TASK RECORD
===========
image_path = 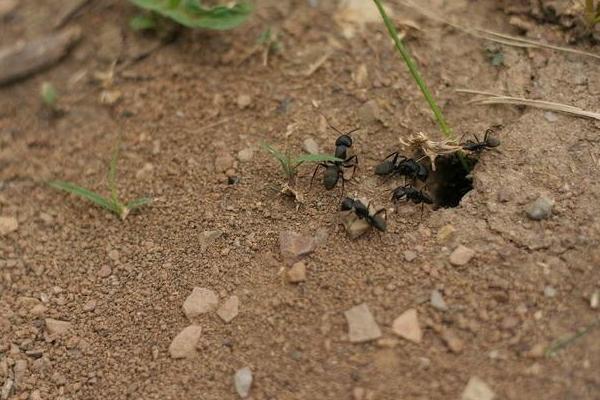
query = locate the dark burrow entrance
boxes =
[429,153,477,208]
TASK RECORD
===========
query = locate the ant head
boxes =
[340,197,355,211]
[335,134,353,148]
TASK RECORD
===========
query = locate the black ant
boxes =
[341,197,387,232]
[374,152,428,182]
[461,129,500,152]
[310,122,359,195]
[391,184,433,219]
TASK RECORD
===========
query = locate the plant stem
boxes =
[372,0,453,140]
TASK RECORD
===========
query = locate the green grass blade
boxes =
[126,197,152,210]
[294,154,343,163]
[49,181,117,213]
[372,0,453,140]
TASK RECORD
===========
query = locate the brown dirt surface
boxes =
[1,0,600,399]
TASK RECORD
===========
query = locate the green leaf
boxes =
[49,181,118,213]
[129,14,158,31]
[128,0,252,30]
[294,154,343,163]
[126,197,152,210]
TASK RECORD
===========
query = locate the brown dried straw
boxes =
[457,89,600,121]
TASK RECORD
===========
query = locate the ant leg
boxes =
[373,207,387,221]
[345,127,360,136]
[339,170,346,198]
[383,151,401,164]
[344,155,359,179]
[310,163,327,189]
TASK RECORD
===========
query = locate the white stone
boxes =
[234,367,253,398]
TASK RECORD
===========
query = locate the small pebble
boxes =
[0,0,17,18]
[544,286,557,298]
[353,386,366,400]
[108,249,119,261]
[216,295,239,323]
[236,94,252,109]
[353,63,368,88]
[591,290,599,309]
[302,137,320,154]
[544,111,558,122]
[441,328,464,353]
[183,287,219,319]
[403,250,417,262]
[97,265,112,278]
[526,196,554,220]
[169,325,202,359]
[214,152,235,173]
[358,99,381,126]
[0,216,18,236]
[45,319,72,336]
[342,212,371,239]
[279,231,316,265]
[461,376,495,400]
[199,230,223,252]
[449,245,475,266]
[237,148,253,162]
[234,367,253,398]
[392,308,422,344]
[286,262,307,283]
[430,290,448,311]
[344,303,382,343]
[524,343,546,359]
[83,300,96,312]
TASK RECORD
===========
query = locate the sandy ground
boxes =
[1,0,600,399]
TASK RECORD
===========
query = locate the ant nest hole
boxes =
[423,153,477,209]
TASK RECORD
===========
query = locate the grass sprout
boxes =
[41,82,58,109]
[262,142,342,187]
[128,0,252,31]
[49,145,151,220]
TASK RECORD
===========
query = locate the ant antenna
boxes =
[316,109,360,137]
